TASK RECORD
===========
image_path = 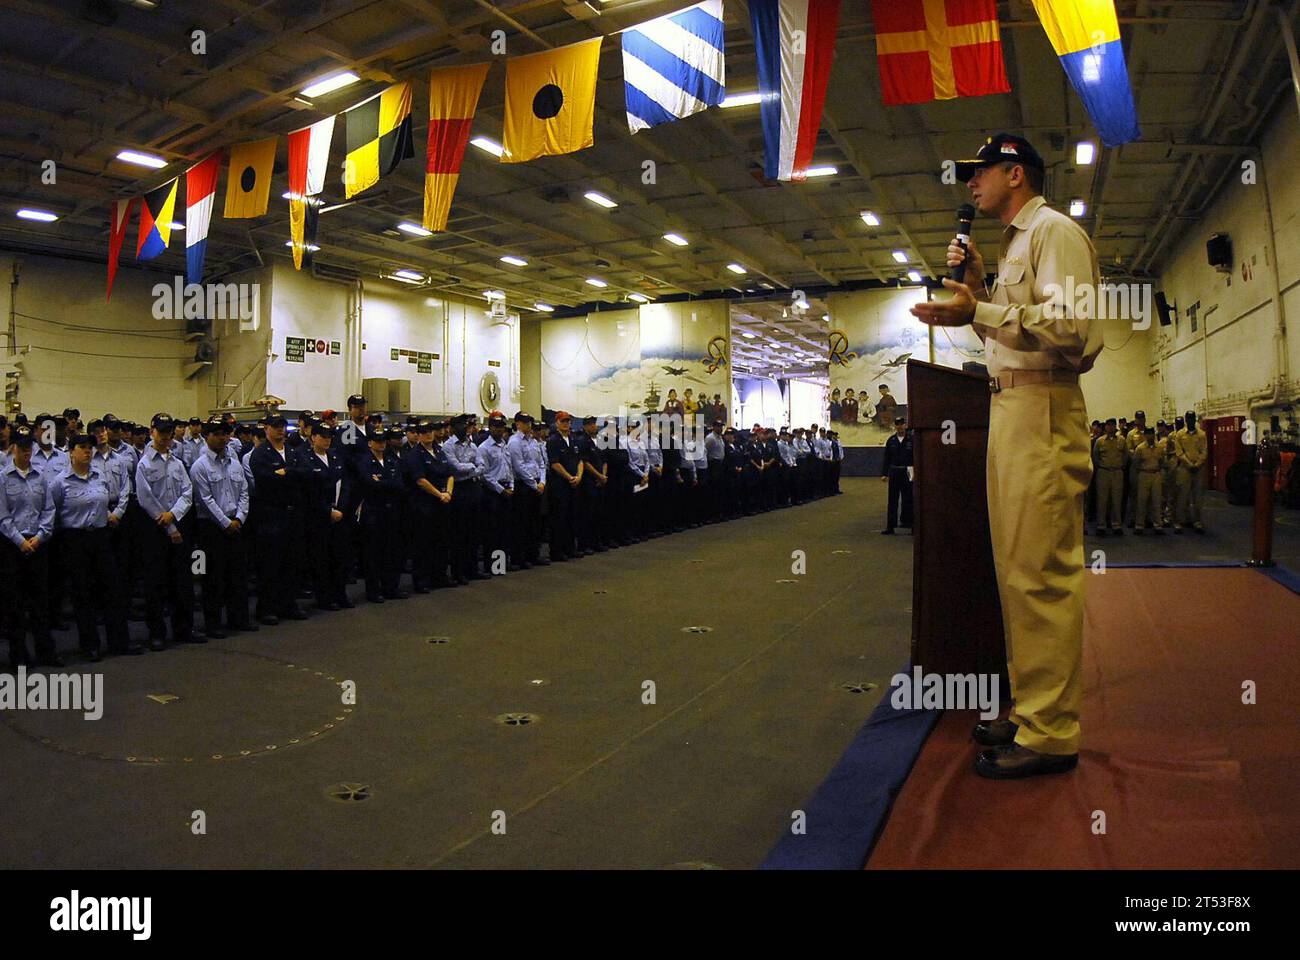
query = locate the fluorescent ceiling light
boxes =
[585,278,608,288]
[742,331,758,339]
[1075,142,1095,165]
[891,250,909,263]
[168,221,184,231]
[583,191,617,209]
[726,263,747,275]
[397,221,432,237]
[662,233,689,246]
[393,270,424,283]
[116,149,166,169]
[284,241,320,252]
[822,314,830,322]
[300,71,359,98]
[471,137,504,157]
[907,270,922,283]
[1070,199,1087,218]
[17,208,58,222]
[793,298,809,310]
[534,303,554,312]
[860,211,880,226]
[721,92,762,108]
[803,165,837,178]
[628,293,650,303]
[500,255,528,267]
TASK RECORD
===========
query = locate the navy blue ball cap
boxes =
[955,133,1045,183]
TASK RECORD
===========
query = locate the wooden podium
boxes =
[905,360,1007,678]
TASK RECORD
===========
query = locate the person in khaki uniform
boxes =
[1157,420,1179,525]
[912,133,1102,780]
[1092,418,1126,536]
[1123,410,1147,527]
[1173,410,1208,533]
[1131,428,1166,534]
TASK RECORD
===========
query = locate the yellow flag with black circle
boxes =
[222,136,277,219]
[502,37,602,164]
[344,80,414,198]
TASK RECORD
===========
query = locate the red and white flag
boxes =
[106,196,136,302]
[287,115,335,269]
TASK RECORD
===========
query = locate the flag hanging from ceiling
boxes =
[871,0,1010,105]
[424,62,490,233]
[287,115,336,270]
[136,178,178,261]
[621,0,726,134]
[502,36,602,164]
[1030,0,1139,146]
[184,152,220,285]
[106,196,136,301]
[288,199,320,271]
[344,81,414,198]
[749,0,843,181]
[223,136,278,219]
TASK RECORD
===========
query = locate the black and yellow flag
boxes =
[223,136,277,219]
[344,80,414,198]
[502,37,602,164]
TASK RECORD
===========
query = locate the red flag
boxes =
[106,196,136,302]
[424,62,490,232]
[871,0,1010,106]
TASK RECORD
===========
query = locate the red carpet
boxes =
[868,568,1300,869]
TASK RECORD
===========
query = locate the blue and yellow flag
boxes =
[1030,0,1139,146]
[135,178,177,261]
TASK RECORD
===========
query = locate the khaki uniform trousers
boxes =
[987,381,1090,756]
[1162,463,1178,523]
[1135,470,1163,527]
[1095,466,1123,528]
[1176,465,1204,526]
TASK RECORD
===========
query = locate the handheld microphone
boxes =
[950,203,976,283]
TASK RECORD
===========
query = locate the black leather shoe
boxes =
[282,608,308,620]
[972,718,1018,747]
[975,743,1078,780]
[85,649,102,663]
[366,593,385,604]
[234,622,259,632]
[258,614,280,626]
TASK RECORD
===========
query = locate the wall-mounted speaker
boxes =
[1207,233,1232,273]
[1154,291,1175,326]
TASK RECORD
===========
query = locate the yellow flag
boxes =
[223,136,277,219]
[502,37,602,164]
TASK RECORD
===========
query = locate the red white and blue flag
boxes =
[749,0,842,181]
[185,152,221,286]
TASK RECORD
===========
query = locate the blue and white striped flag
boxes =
[621,0,726,134]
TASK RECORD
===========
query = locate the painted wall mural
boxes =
[539,301,730,420]
[825,288,983,447]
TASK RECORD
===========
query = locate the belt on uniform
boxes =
[989,369,1079,393]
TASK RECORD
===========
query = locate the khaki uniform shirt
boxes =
[1133,443,1162,472]
[971,195,1105,377]
[1174,427,1208,469]
[1093,434,1127,469]
[1126,426,1148,453]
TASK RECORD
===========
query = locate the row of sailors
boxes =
[0,403,844,669]
[1088,410,1209,535]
